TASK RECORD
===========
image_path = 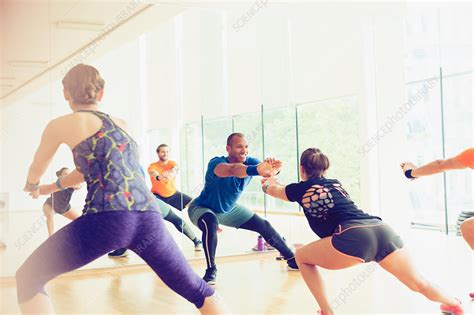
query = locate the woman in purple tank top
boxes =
[19,64,228,314]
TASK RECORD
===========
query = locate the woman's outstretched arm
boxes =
[401,157,466,178]
[261,177,289,201]
[24,120,62,190]
[37,169,85,197]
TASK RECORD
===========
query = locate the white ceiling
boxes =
[0,0,358,106]
[0,0,199,105]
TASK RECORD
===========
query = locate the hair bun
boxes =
[300,148,330,179]
[62,64,104,105]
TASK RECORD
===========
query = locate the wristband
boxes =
[404,169,416,179]
[262,183,270,194]
[25,180,40,192]
[246,165,259,176]
[55,178,67,191]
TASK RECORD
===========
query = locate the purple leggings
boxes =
[16,210,214,308]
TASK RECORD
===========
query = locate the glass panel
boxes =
[202,117,233,173]
[439,4,472,76]
[233,112,264,211]
[404,79,445,227]
[443,73,473,228]
[182,122,204,196]
[296,96,361,205]
[179,126,189,194]
[403,4,441,82]
[263,106,299,212]
[404,3,472,80]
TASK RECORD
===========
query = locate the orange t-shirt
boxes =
[455,147,474,169]
[148,160,178,197]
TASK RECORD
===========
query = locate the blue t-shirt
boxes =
[193,156,261,213]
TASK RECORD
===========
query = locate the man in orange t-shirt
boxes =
[148,144,201,251]
[148,144,193,209]
[401,147,474,299]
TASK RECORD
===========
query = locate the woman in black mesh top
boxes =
[262,148,463,315]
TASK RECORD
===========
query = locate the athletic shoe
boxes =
[203,267,217,285]
[440,298,464,315]
[286,257,299,271]
[108,248,129,258]
[194,240,203,251]
[469,292,474,299]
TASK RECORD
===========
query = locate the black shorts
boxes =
[331,218,404,263]
[154,191,192,210]
[44,197,71,215]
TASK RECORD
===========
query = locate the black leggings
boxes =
[164,211,198,243]
[197,213,294,269]
[197,213,219,269]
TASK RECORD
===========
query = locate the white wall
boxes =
[1,86,57,211]
[145,16,182,166]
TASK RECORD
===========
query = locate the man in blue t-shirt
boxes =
[188,133,297,284]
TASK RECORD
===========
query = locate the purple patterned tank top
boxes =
[72,110,158,215]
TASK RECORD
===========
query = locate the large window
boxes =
[444,73,473,226]
[297,96,361,205]
[182,122,204,196]
[203,117,233,168]
[403,73,473,230]
[404,79,445,226]
[403,3,472,232]
[404,3,472,80]
[263,107,299,212]
[180,96,361,214]
[233,111,264,210]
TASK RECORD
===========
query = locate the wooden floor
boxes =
[1,229,473,314]
[0,210,316,278]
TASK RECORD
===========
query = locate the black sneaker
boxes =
[203,267,217,285]
[108,248,129,258]
[287,257,299,271]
